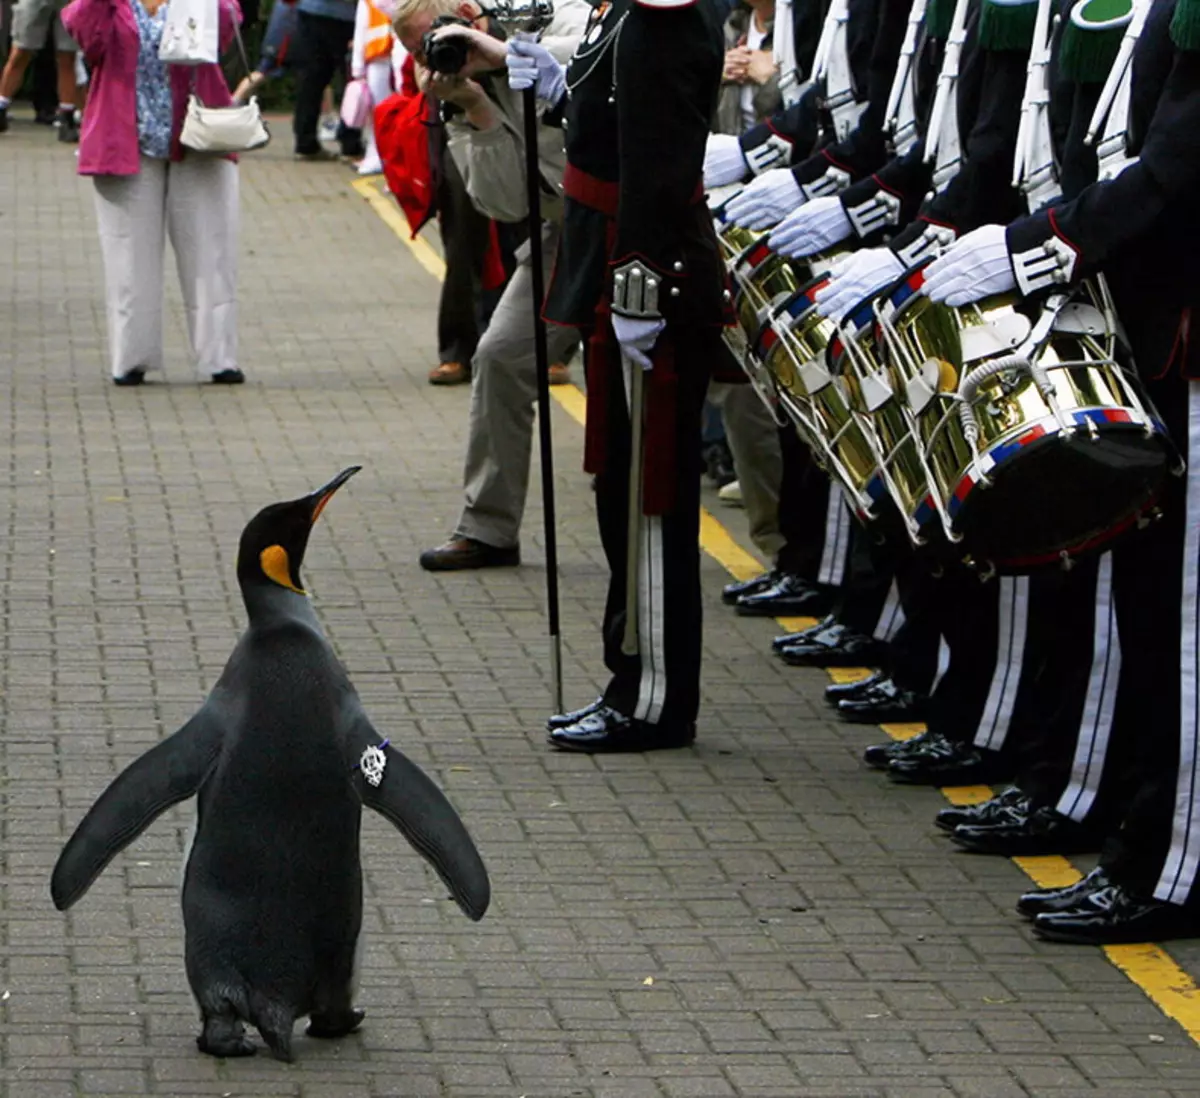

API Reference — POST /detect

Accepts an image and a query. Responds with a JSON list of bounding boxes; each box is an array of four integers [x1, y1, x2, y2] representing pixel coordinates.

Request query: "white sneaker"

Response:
[[356, 155, 383, 176], [718, 480, 743, 507]]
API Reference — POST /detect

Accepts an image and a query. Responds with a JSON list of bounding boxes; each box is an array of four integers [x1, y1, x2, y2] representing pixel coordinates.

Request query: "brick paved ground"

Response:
[[3, 116, 1200, 1098]]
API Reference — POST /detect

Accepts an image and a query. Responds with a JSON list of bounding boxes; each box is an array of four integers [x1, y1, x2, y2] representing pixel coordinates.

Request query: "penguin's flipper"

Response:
[[352, 720, 490, 922], [51, 709, 224, 911]]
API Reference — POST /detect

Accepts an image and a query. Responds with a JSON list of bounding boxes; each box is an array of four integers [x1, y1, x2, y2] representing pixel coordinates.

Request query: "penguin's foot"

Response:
[[307, 1007, 365, 1039], [197, 1015, 257, 1058]]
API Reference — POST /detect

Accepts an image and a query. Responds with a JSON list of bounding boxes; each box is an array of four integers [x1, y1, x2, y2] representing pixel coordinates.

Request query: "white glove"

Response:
[[814, 248, 906, 321], [768, 196, 853, 258], [922, 225, 1015, 306], [506, 38, 566, 104], [724, 168, 804, 230], [704, 134, 750, 188], [612, 314, 666, 371]]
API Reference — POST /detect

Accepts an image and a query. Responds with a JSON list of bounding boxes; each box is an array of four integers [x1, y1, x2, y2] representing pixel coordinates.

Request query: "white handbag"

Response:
[[180, 93, 271, 153], [159, 0, 220, 65], [178, 19, 271, 154]]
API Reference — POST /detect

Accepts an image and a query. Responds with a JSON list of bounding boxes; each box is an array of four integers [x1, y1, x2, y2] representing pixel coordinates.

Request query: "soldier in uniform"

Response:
[[924, 0, 1200, 941], [506, 0, 730, 752]]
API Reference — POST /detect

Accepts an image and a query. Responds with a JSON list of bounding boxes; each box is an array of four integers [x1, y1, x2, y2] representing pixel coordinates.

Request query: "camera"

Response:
[[422, 14, 473, 74]]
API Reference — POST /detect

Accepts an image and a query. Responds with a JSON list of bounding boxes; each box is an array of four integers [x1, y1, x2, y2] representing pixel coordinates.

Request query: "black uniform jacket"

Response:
[[1008, 0, 1200, 354], [792, 0, 919, 188], [739, 0, 878, 165], [886, 0, 1029, 252], [543, 0, 727, 328]]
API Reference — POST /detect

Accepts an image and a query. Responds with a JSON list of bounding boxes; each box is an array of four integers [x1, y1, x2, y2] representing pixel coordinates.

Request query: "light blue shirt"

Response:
[[131, 0, 173, 159]]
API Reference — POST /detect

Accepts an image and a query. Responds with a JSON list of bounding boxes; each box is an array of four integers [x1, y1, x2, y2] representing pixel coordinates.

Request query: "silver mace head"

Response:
[[487, 0, 556, 31]]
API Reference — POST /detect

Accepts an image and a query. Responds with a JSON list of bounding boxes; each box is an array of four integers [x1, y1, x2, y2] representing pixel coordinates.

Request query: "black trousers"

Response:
[[436, 152, 493, 367], [594, 329, 716, 730], [291, 11, 359, 155], [1098, 364, 1196, 904], [1008, 554, 1134, 829], [775, 426, 843, 583]]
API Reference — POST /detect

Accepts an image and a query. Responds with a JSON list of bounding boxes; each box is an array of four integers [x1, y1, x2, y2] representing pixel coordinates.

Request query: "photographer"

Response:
[[393, 0, 589, 571]]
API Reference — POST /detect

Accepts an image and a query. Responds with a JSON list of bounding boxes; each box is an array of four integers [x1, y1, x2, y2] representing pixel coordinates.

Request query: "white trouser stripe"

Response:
[[1056, 553, 1119, 823], [817, 490, 850, 587], [1157, 384, 1200, 903], [633, 515, 667, 723], [974, 576, 1030, 750], [873, 580, 905, 642], [620, 356, 667, 725], [931, 636, 951, 692]]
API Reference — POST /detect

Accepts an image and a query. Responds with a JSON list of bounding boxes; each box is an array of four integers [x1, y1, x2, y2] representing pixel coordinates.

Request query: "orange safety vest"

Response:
[[363, 0, 393, 64]]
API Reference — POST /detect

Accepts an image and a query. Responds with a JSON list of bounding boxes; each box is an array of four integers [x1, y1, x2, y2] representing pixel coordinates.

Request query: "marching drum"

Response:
[[755, 278, 891, 520], [867, 269, 1175, 570]]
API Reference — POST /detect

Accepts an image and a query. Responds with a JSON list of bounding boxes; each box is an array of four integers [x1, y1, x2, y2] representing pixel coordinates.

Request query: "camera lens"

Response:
[[421, 16, 472, 74], [424, 35, 469, 74]]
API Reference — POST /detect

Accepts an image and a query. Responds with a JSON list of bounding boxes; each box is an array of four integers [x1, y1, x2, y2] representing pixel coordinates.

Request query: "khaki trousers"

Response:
[[454, 221, 580, 549]]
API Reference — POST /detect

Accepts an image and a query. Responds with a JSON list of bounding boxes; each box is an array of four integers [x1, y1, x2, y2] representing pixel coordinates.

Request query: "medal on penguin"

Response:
[[50, 467, 490, 1062]]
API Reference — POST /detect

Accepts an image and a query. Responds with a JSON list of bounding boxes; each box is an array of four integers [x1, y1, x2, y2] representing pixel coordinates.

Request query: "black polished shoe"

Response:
[[837, 676, 927, 724], [419, 537, 520, 572], [546, 696, 605, 732], [772, 615, 837, 652], [935, 786, 1028, 832], [778, 623, 884, 668], [887, 738, 1013, 786], [1033, 883, 1200, 944], [211, 368, 245, 384], [113, 368, 146, 386], [547, 706, 696, 753], [952, 806, 1103, 857], [736, 572, 835, 617], [1017, 866, 1112, 919], [863, 728, 941, 769], [825, 671, 883, 707], [722, 570, 778, 606]]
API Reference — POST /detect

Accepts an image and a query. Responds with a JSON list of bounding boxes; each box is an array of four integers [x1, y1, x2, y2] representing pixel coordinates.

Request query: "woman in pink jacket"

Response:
[[62, 0, 246, 385]]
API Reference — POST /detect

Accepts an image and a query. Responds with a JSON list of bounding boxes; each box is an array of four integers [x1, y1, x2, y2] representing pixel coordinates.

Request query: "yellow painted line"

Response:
[[1105, 944, 1200, 1036], [1014, 855, 1083, 890], [879, 721, 925, 742], [939, 784, 996, 806], [699, 507, 767, 582], [359, 175, 1200, 1048], [828, 667, 873, 684], [351, 178, 447, 281]]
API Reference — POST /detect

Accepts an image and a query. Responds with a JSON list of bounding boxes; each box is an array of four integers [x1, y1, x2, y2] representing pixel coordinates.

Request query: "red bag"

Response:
[[373, 90, 436, 238]]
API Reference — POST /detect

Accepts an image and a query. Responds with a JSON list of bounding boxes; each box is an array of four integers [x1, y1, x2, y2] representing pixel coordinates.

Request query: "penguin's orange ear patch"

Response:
[[260, 545, 306, 594]]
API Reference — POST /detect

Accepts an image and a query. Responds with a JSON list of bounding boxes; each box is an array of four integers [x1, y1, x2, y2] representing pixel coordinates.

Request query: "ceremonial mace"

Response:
[[494, 0, 564, 711]]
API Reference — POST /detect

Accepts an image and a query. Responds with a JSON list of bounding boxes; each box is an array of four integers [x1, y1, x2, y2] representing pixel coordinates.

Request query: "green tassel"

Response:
[[979, 0, 1040, 50], [926, 0, 956, 38], [1171, 0, 1200, 51], [1060, 0, 1133, 82]]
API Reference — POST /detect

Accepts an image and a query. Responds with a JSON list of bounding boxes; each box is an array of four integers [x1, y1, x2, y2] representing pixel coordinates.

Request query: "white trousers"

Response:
[[358, 59, 392, 173], [92, 156, 239, 379]]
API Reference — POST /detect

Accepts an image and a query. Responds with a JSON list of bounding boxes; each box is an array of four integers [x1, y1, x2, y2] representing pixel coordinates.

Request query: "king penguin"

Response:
[[50, 467, 490, 1061]]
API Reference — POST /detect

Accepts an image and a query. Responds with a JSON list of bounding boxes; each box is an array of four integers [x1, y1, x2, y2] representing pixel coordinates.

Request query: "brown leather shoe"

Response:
[[428, 361, 471, 385], [419, 537, 520, 572], [548, 362, 570, 385]]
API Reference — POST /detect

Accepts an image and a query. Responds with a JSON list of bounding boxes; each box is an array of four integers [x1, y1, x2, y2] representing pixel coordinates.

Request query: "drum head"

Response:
[[956, 429, 1171, 569]]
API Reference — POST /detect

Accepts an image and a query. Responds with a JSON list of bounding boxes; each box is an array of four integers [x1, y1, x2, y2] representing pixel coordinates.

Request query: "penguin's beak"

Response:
[[309, 465, 362, 525]]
